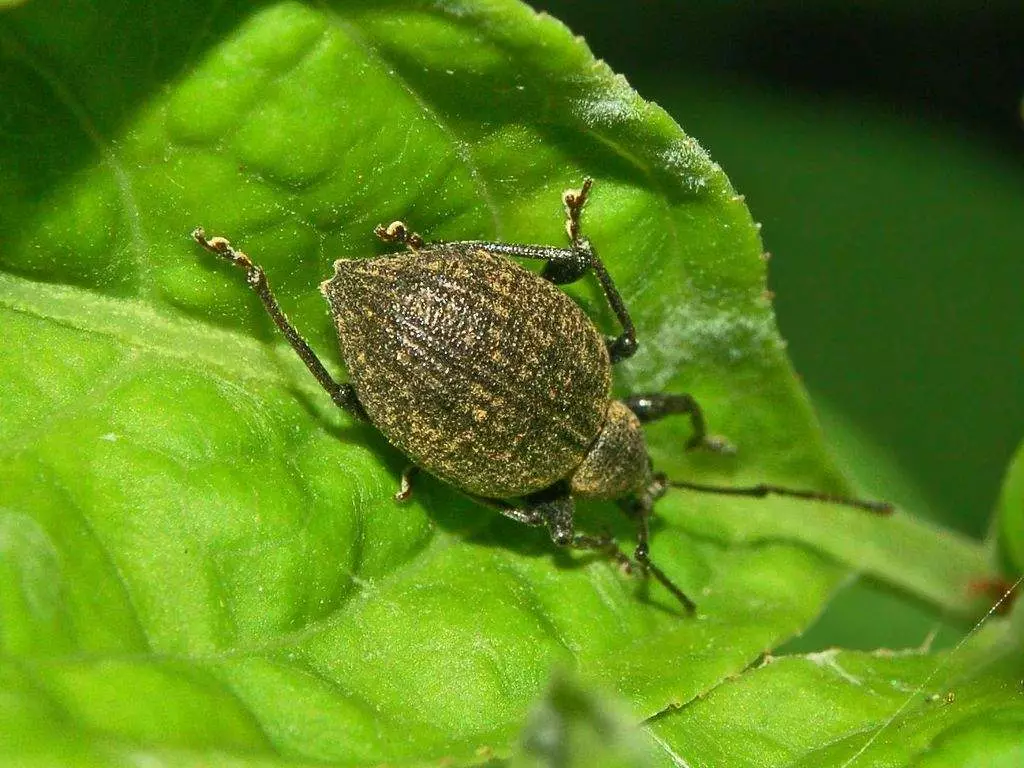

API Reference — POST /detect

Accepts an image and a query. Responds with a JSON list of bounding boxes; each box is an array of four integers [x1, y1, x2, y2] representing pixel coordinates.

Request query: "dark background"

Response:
[[531, 0, 1024, 648]]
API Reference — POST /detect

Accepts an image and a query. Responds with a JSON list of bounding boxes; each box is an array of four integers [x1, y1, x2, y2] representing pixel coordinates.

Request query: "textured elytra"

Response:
[[321, 245, 612, 498]]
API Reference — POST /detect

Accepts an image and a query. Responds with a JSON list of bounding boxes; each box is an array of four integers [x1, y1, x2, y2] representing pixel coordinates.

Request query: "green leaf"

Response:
[[641, 72, 1024, 651], [646, 621, 1024, 768], [996, 441, 1024, 577], [0, 0, 992, 765], [658, 488, 989, 618], [643, 75, 1024, 541]]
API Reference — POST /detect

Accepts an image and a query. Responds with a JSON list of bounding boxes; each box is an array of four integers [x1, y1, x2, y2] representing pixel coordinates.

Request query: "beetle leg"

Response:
[[468, 495, 547, 527], [373, 220, 425, 251], [533, 496, 637, 575], [568, 532, 635, 575], [191, 228, 368, 421], [501, 490, 697, 615], [393, 465, 420, 502], [622, 393, 736, 454], [568, 237, 638, 364], [622, 493, 698, 615], [529, 493, 585, 547], [557, 179, 638, 363], [473, 492, 625, 557]]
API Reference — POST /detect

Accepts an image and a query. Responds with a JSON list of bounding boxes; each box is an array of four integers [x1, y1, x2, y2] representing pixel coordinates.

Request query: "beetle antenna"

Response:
[[667, 479, 894, 515]]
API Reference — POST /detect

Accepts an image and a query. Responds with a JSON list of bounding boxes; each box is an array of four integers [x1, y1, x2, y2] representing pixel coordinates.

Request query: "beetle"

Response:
[[192, 179, 891, 614]]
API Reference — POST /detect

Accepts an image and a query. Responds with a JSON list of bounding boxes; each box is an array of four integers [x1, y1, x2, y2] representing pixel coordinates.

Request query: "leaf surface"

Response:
[[0, 1, 992, 764], [996, 440, 1024, 577], [646, 622, 1024, 768]]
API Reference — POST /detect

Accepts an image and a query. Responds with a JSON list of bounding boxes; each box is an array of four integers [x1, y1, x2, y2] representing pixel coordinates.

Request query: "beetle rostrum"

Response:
[[193, 179, 892, 615]]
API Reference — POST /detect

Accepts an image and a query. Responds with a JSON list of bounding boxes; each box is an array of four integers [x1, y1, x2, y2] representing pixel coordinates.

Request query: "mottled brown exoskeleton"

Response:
[[193, 179, 891, 614]]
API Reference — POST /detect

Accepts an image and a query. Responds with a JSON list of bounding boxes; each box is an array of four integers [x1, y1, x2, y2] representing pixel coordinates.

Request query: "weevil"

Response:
[[192, 179, 891, 614]]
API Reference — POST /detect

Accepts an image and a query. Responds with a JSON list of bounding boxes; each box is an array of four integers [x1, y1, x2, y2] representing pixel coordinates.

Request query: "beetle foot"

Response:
[[562, 177, 594, 242], [562, 178, 593, 215], [600, 533, 636, 576], [374, 220, 425, 251], [393, 465, 420, 503], [191, 228, 255, 271], [686, 434, 737, 455]]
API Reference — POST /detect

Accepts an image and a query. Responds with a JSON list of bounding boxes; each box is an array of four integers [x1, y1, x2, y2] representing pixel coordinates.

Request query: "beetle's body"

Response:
[[192, 178, 890, 615], [322, 245, 614, 499]]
